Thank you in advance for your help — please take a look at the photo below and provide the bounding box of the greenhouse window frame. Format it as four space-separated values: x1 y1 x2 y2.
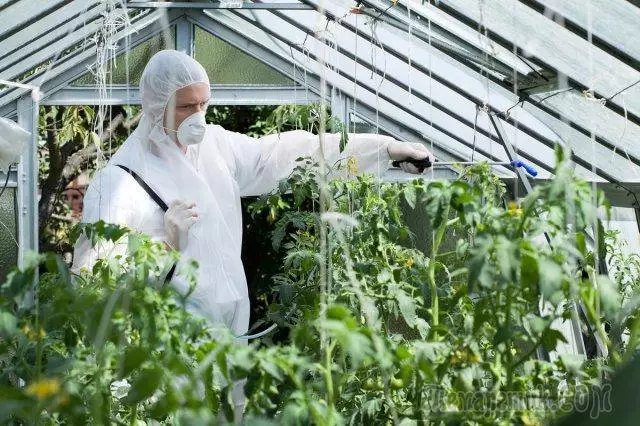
127 1 313 10
41 85 320 106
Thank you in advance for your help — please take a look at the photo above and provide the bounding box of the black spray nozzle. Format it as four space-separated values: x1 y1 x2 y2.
391 158 433 171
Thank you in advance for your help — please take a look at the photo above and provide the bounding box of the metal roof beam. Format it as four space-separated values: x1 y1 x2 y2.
41 85 319 106
127 2 312 9
368 0 540 76
349 1 640 165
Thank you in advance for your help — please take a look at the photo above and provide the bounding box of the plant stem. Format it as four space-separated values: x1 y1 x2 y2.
129 405 138 426
583 302 612 353
621 314 640 366
510 327 551 370
428 204 450 340
34 270 42 426
414 375 424 424
505 285 514 391
287 365 325 425
324 340 336 423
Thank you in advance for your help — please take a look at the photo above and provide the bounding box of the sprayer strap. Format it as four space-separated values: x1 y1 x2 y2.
115 164 168 211
115 164 176 282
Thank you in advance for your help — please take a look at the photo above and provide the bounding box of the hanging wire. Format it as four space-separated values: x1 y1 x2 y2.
471 106 480 162
352 11 359 135
313 0 332 354
367 13 388 185
478 0 493 164
584 0 607 359
606 78 640 102
407 1 413 105
511 1 519 200
426 5 435 181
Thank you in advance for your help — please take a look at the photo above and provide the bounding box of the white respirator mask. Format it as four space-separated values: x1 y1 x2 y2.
175 111 207 146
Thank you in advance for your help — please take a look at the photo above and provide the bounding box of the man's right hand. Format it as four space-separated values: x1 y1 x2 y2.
164 200 198 250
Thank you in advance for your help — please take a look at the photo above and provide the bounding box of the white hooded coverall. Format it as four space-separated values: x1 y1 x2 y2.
73 50 395 337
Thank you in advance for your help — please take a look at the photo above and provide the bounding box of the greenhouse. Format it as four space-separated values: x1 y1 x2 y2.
1 0 640 424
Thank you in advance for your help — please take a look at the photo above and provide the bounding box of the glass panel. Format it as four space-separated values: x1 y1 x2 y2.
194 26 292 85
72 28 176 85
527 89 640 175
535 0 640 62
396 0 536 75
605 207 640 255
0 186 17 283
433 0 640 118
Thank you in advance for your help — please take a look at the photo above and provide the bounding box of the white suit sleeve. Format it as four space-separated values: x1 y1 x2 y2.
219 129 394 196
71 167 143 273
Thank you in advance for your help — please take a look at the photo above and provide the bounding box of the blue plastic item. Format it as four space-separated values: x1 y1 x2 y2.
510 160 538 177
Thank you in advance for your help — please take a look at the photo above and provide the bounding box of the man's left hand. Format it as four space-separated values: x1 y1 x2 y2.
387 142 434 174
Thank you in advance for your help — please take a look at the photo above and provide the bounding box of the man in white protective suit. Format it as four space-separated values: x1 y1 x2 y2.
72 49 432 417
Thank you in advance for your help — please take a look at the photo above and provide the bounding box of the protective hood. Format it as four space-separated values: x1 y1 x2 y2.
108 50 249 335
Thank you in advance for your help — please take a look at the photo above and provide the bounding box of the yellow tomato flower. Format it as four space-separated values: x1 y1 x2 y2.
347 156 359 175
22 325 46 340
26 378 61 400
404 257 414 268
521 413 541 426
507 201 523 217
468 352 481 364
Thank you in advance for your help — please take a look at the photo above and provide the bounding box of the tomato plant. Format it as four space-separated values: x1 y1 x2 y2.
1 147 638 425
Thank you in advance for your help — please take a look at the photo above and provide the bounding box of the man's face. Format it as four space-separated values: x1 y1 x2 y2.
163 82 210 145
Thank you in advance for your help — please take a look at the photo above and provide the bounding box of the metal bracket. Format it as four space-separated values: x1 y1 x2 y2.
16 95 39 267
175 17 194 56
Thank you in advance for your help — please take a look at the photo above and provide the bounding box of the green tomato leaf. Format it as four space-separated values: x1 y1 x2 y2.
468 238 492 290
454 367 475 392
495 236 517 281
455 238 469 259
538 258 564 304
0 385 31 423
404 184 417 209
124 367 163 404
520 251 539 289
0 312 17 338
362 398 383 420
541 328 568 352
396 291 417 328
120 346 148 378
493 325 515 346
597 274 621 322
